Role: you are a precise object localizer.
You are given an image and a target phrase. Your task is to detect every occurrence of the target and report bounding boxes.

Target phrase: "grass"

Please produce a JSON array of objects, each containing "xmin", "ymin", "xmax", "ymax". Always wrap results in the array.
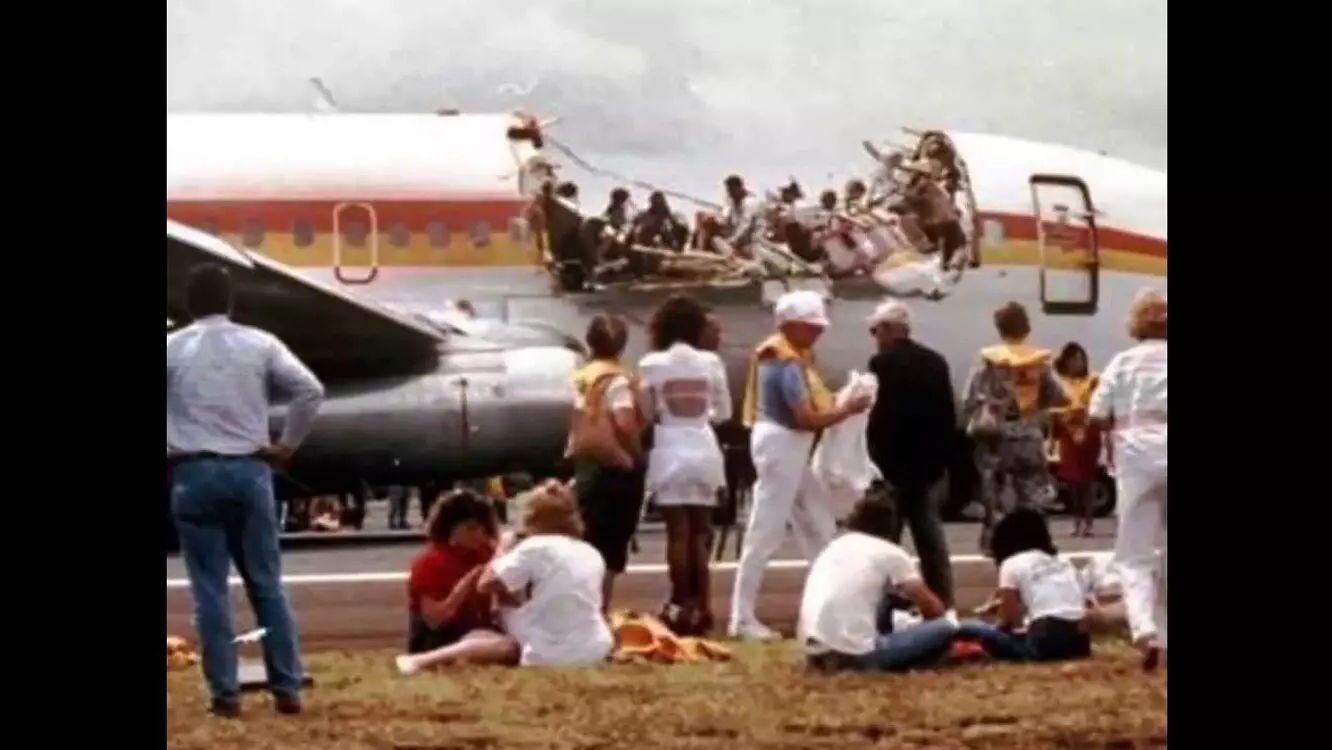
[{"xmin": 166, "ymin": 642, "xmax": 1166, "ymax": 750}]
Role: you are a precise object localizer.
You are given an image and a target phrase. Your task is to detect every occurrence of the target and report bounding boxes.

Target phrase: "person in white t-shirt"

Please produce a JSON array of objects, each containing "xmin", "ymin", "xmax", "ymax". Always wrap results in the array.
[
  {"xmin": 964, "ymin": 509, "xmax": 1092, "ymax": 662},
  {"xmin": 799, "ymin": 496, "xmax": 961, "ymax": 672},
  {"xmin": 479, "ymin": 480, "xmax": 614, "ymax": 667}
]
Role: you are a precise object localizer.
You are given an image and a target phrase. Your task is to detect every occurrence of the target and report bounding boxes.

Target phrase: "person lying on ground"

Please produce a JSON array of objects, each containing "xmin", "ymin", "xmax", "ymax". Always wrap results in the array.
[
  {"xmin": 799, "ymin": 495, "xmax": 966, "ymax": 673},
  {"xmin": 479, "ymin": 480, "xmax": 616, "ymax": 667},
  {"xmin": 394, "ymin": 490, "xmax": 518, "ymax": 676},
  {"xmin": 960, "ymin": 509, "xmax": 1093, "ymax": 662}
]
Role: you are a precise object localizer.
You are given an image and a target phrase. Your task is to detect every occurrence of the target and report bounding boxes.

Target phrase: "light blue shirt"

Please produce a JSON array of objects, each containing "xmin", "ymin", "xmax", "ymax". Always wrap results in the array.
[
  {"xmin": 166, "ymin": 315, "xmax": 325, "ymax": 456},
  {"xmin": 754, "ymin": 360, "xmax": 809, "ymax": 430}
]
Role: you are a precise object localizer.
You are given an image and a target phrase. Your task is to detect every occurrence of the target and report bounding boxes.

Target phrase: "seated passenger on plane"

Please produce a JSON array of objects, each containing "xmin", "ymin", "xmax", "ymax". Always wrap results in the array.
[
  {"xmin": 555, "ymin": 181, "xmax": 581, "ymax": 208},
  {"xmin": 603, "ymin": 188, "xmax": 634, "ymax": 234},
  {"xmin": 630, "ymin": 191, "xmax": 689, "ymax": 251},
  {"xmin": 800, "ymin": 496, "xmax": 968, "ymax": 673},
  {"xmin": 717, "ymin": 174, "xmax": 763, "ymax": 257},
  {"xmin": 963, "ymin": 510, "xmax": 1094, "ymax": 663},
  {"xmin": 479, "ymin": 480, "xmax": 616, "ymax": 667},
  {"xmin": 843, "ymin": 179, "xmax": 871, "ymax": 214},
  {"xmin": 394, "ymin": 490, "xmax": 518, "ymax": 675}
]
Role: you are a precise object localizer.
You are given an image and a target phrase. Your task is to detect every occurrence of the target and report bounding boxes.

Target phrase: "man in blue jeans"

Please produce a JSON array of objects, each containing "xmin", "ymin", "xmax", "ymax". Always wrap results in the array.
[
  {"xmin": 799, "ymin": 495, "xmax": 964, "ymax": 672},
  {"xmin": 167, "ymin": 264, "xmax": 325, "ymax": 717}
]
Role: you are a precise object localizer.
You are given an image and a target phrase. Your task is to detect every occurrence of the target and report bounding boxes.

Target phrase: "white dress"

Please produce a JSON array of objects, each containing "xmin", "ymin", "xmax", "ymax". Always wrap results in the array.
[{"xmin": 638, "ymin": 343, "xmax": 732, "ymax": 507}]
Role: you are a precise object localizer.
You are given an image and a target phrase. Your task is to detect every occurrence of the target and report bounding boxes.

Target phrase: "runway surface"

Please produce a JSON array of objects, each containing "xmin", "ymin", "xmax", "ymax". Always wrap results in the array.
[{"xmin": 166, "ymin": 519, "xmax": 1113, "ymax": 652}]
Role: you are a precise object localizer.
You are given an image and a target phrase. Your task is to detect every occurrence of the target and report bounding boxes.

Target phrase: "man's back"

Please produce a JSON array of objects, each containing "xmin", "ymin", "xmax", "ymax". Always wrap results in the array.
[
  {"xmin": 166, "ymin": 315, "xmax": 323, "ymax": 456},
  {"xmin": 866, "ymin": 339, "xmax": 956, "ymax": 485}
]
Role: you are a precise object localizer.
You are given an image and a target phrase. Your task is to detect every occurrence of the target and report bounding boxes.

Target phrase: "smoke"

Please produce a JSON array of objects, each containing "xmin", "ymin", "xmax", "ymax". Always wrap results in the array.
[{"xmin": 168, "ymin": 0, "xmax": 1165, "ymax": 197}]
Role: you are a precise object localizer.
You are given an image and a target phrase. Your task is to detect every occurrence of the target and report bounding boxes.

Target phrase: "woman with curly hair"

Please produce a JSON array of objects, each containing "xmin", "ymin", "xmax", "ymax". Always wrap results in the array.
[{"xmin": 638, "ymin": 294, "xmax": 733, "ymax": 634}]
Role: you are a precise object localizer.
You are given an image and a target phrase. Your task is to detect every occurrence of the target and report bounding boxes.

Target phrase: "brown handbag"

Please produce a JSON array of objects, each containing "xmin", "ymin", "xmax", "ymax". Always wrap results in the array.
[{"xmin": 566, "ymin": 373, "xmax": 643, "ymax": 471}]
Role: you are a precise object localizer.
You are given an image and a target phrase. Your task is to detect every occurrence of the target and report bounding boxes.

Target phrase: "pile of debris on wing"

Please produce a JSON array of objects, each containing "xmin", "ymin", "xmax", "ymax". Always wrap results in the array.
[
  {"xmin": 167, "ymin": 635, "xmax": 200, "ymax": 671},
  {"xmin": 534, "ymin": 130, "xmax": 972, "ymax": 299}
]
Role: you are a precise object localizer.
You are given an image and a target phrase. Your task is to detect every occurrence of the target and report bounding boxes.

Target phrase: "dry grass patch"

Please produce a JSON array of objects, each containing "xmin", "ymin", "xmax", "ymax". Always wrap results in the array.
[{"xmin": 167, "ymin": 642, "xmax": 1165, "ymax": 750}]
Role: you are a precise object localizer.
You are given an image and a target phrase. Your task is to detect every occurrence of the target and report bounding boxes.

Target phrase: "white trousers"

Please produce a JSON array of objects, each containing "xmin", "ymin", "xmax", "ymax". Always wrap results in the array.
[
  {"xmin": 729, "ymin": 421, "xmax": 838, "ymax": 626},
  {"xmin": 1112, "ymin": 461, "xmax": 1168, "ymax": 648}
]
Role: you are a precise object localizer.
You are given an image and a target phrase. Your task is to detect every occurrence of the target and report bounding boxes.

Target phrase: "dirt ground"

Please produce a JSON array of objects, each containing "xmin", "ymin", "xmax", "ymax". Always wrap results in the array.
[{"xmin": 166, "ymin": 642, "xmax": 1166, "ymax": 750}]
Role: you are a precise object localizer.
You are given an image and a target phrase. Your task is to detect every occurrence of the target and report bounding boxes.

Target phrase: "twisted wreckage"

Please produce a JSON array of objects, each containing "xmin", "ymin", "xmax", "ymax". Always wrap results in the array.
[{"xmin": 535, "ymin": 130, "xmax": 977, "ymax": 302}]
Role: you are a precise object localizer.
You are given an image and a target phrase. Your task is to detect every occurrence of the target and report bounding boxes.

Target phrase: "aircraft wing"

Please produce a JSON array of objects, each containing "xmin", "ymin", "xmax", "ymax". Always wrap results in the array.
[{"xmin": 167, "ymin": 220, "xmax": 446, "ymax": 380}]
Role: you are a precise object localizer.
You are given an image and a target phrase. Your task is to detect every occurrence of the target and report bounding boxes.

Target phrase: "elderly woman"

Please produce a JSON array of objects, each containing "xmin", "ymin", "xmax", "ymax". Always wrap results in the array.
[
  {"xmin": 638, "ymin": 294, "xmax": 733, "ymax": 635},
  {"xmin": 962, "ymin": 302, "xmax": 1069, "ymax": 552},
  {"xmin": 1089, "ymin": 289, "xmax": 1167, "ymax": 671}
]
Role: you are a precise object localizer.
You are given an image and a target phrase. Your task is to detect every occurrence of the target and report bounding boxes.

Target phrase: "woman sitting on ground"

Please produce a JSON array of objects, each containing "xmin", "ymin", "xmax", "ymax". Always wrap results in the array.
[
  {"xmin": 479, "ymin": 480, "xmax": 616, "ymax": 667},
  {"xmin": 966, "ymin": 509, "xmax": 1093, "ymax": 662},
  {"xmin": 800, "ymin": 495, "xmax": 965, "ymax": 673},
  {"xmin": 395, "ymin": 490, "xmax": 518, "ymax": 675}
]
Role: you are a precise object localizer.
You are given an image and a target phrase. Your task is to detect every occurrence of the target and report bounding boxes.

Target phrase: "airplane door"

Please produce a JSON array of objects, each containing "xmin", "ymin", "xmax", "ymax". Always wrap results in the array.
[
  {"xmin": 332, "ymin": 202, "xmax": 380, "ymax": 285},
  {"xmin": 1029, "ymin": 175, "xmax": 1099, "ymax": 315}
]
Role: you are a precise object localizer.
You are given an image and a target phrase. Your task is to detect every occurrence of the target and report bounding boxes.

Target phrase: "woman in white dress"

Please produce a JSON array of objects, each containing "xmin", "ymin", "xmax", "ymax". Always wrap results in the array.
[{"xmin": 639, "ymin": 295, "xmax": 733, "ymax": 634}]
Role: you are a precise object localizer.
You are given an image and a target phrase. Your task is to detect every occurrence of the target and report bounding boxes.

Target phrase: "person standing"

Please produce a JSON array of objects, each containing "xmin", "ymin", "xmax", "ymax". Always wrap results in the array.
[
  {"xmin": 639, "ymin": 294, "xmax": 732, "ymax": 634},
  {"xmin": 864, "ymin": 299, "xmax": 958, "ymax": 608},
  {"xmin": 1051, "ymin": 342, "xmax": 1108, "ymax": 537},
  {"xmin": 166, "ymin": 264, "xmax": 325, "ymax": 717},
  {"xmin": 961, "ymin": 302, "xmax": 1069, "ymax": 551},
  {"xmin": 729, "ymin": 290, "xmax": 871, "ymax": 641},
  {"xmin": 1089, "ymin": 289, "xmax": 1168, "ymax": 671},
  {"xmin": 568, "ymin": 314, "xmax": 647, "ymax": 611}
]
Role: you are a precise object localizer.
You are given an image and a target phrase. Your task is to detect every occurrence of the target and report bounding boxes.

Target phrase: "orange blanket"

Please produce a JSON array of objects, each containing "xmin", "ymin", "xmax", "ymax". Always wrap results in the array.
[
  {"xmin": 167, "ymin": 635, "xmax": 200, "ymax": 671},
  {"xmin": 610, "ymin": 612, "xmax": 733, "ymax": 665}
]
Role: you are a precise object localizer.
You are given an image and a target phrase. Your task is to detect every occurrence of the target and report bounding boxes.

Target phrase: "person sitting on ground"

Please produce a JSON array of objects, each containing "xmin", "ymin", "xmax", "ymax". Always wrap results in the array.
[
  {"xmin": 479, "ymin": 480, "xmax": 616, "ymax": 667},
  {"xmin": 964, "ymin": 509, "xmax": 1093, "ymax": 662},
  {"xmin": 394, "ymin": 490, "xmax": 518, "ymax": 675},
  {"xmin": 799, "ymin": 495, "xmax": 964, "ymax": 673}
]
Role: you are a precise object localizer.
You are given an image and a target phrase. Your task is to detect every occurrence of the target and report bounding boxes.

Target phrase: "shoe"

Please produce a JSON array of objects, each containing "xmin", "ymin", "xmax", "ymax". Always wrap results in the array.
[
  {"xmin": 209, "ymin": 698, "xmax": 241, "ymax": 718},
  {"xmin": 274, "ymin": 695, "xmax": 302, "ymax": 715},
  {"xmin": 395, "ymin": 654, "xmax": 422, "ymax": 677},
  {"xmin": 727, "ymin": 620, "xmax": 781, "ymax": 643}
]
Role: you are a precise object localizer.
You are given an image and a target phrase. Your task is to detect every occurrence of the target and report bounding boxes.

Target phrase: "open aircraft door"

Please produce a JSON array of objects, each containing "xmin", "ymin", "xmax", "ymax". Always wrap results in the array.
[
  {"xmin": 1029, "ymin": 175, "xmax": 1099, "ymax": 315},
  {"xmin": 332, "ymin": 202, "xmax": 380, "ymax": 285}
]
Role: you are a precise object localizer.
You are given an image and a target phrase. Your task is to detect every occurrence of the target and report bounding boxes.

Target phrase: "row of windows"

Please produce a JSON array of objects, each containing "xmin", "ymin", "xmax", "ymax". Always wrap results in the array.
[{"xmin": 193, "ymin": 218, "xmax": 531, "ymax": 249}]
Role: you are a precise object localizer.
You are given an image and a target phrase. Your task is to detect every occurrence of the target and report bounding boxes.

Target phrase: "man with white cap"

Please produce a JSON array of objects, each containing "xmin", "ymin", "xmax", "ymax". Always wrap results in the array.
[
  {"xmin": 865, "ymin": 298, "xmax": 958, "ymax": 608},
  {"xmin": 730, "ymin": 290, "xmax": 872, "ymax": 641}
]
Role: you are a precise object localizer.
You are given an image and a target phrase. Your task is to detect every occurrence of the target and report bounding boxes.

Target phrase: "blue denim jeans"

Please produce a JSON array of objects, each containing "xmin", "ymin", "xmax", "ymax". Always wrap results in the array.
[
  {"xmin": 955, "ymin": 617, "xmax": 1091, "ymax": 663},
  {"xmin": 171, "ymin": 457, "xmax": 304, "ymax": 702}
]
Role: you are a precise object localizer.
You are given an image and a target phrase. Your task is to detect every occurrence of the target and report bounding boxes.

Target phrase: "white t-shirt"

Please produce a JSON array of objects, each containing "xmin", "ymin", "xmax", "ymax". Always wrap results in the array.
[
  {"xmin": 997, "ymin": 550, "xmax": 1087, "ymax": 622},
  {"xmin": 491, "ymin": 535, "xmax": 614, "ymax": 667},
  {"xmin": 798, "ymin": 532, "xmax": 919, "ymax": 655}
]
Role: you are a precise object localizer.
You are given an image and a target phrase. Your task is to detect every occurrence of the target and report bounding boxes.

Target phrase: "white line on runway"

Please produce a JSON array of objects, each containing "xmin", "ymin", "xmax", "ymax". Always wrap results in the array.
[{"xmin": 165, "ymin": 550, "xmax": 1112, "ymax": 590}]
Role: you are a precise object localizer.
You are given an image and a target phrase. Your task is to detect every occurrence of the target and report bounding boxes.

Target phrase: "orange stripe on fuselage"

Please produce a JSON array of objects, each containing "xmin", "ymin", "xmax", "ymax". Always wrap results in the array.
[
  {"xmin": 166, "ymin": 199, "xmax": 527, "ymax": 234},
  {"xmin": 983, "ymin": 212, "xmax": 1164, "ymax": 259}
]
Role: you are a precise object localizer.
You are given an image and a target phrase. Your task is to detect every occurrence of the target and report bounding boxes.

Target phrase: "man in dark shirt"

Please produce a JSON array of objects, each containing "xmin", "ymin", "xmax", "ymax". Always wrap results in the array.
[{"xmin": 864, "ymin": 299, "xmax": 957, "ymax": 607}]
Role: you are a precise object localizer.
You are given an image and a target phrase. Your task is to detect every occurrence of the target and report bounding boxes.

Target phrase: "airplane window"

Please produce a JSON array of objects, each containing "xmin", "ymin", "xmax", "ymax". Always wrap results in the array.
[
  {"xmin": 509, "ymin": 217, "xmax": 530, "ymax": 242},
  {"xmin": 292, "ymin": 219, "xmax": 315, "ymax": 248},
  {"xmin": 344, "ymin": 221, "xmax": 368, "ymax": 248},
  {"xmin": 983, "ymin": 219, "xmax": 1005, "ymax": 247},
  {"xmin": 389, "ymin": 222, "xmax": 410, "ymax": 248},
  {"xmin": 472, "ymin": 221, "xmax": 492, "ymax": 248},
  {"xmin": 241, "ymin": 219, "xmax": 265, "ymax": 248},
  {"xmin": 427, "ymin": 220, "xmax": 450, "ymax": 248}
]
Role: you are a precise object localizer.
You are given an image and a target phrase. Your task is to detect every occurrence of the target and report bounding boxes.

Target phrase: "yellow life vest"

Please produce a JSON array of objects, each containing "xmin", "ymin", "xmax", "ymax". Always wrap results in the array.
[
  {"xmin": 979, "ymin": 341, "xmax": 1058, "ymax": 418},
  {"xmin": 571, "ymin": 358, "xmax": 628, "ymax": 402},
  {"xmin": 740, "ymin": 333, "xmax": 835, "ymax": 428}
]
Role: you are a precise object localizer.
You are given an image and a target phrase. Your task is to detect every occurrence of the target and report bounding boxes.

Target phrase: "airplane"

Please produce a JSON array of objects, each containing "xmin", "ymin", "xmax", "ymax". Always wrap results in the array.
[
  {"xmin": 166, "ymin": 217, "xmax": 585, "ymax": 509},
  {"xmin": 167, "ymin": 111, "xmax": 1166, "ymax": 518}
]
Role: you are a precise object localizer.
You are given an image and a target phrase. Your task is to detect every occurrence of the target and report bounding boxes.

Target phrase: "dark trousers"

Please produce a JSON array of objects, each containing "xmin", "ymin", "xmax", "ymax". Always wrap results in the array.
[
  {"xmin": 884, "ymin": 477, "xmax": 955, "ymax": 607},
  {"xmin": 169, "ymin": 457, "xmax": 304, "ymax": 702}
]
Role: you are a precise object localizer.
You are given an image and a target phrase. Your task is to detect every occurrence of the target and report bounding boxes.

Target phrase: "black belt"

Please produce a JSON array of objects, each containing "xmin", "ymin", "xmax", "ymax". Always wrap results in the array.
[{"xmin": 166, "ymin": 451, "xmax": 262, "ymax": 470}]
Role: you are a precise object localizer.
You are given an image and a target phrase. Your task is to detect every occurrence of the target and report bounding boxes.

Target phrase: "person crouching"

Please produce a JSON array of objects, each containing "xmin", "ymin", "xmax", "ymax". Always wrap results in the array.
[
  {"xmin": 800, "ymin": 496, "xmax": 961, "ymax": 672},
  {"xmin": 728, "ymin": 290, "xmax": 872, "ymax": 641}
]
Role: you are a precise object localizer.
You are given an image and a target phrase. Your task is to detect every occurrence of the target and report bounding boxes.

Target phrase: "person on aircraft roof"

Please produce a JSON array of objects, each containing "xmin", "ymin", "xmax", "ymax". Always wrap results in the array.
[
  {"xmin": 629, "ymin": 191, "xmax": 689, "ymax": 251},
  {"xmin": 603, "ymin": 188, "xmax": 634, "ymax": 234},
  {"xmin": 718, "ymin": 174, "xmax": 762, "ymax": 257}
]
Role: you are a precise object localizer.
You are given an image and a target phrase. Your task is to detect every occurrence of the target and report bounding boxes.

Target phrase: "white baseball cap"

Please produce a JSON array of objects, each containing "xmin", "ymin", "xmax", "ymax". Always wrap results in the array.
[
  {"xmin": 774, "ymin": 290, "xmax": 830, "ymax": 328},
  {"xmin": 868, "ymin": 298, "xmax": 912, "ymax": 329}
]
